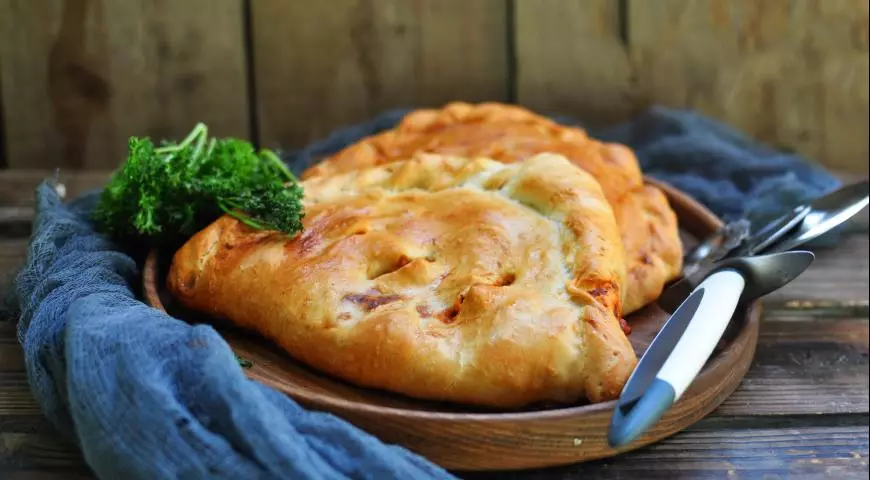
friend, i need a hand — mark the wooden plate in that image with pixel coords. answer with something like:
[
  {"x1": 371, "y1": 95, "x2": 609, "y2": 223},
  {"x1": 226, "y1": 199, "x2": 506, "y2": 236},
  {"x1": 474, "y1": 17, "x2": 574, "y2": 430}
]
[{"x1": 142, "y1": 179, "x2": 760, "y2": 471}]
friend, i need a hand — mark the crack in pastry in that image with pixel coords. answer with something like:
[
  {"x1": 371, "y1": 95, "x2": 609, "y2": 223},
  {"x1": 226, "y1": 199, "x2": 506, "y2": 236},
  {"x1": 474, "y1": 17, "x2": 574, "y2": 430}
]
[
  {"x1": 302, "y1": 102, "x2": 683, "y2": 314},
  {"x1": 168, "y1": 153, "x2": 637, "y2": 408}
]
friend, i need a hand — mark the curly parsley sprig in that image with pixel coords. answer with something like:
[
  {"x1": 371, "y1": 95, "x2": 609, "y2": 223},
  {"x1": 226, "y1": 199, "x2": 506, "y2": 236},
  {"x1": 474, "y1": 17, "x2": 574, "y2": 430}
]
[{"x1": 93, "y1": 123, "x2": 304, "y2": 246}]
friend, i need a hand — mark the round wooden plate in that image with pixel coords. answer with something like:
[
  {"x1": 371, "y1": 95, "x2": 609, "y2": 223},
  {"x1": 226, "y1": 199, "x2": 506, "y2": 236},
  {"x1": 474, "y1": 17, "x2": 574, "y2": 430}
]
[{"x1": 142, "y1": 179, "x2": 761, "y2": 471}]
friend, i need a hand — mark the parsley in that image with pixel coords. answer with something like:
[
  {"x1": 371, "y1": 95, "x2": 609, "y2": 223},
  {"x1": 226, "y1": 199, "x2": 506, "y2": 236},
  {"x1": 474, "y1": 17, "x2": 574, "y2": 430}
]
[
  {"x1": 93, "y1": 123, "x2": 304, "y2": 246},
  {"x1": 236, "y1": 355, "x2": 253, "y2": 369}
]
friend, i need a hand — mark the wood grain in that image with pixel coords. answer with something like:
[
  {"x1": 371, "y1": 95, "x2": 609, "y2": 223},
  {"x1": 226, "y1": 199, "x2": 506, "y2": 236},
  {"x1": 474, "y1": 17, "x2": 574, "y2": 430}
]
[
  {"x1": 0, "y1": 240, "x2": 28, "y2": 289},
  {"x1": 0, "y1": 322, "x2": 25, "y2": 373},
  {"x1": 0, "y1": 372, "x2": 40, "y2": 416},
  {"x1": 250, "y1": 0, "x2": 509, "y2": 150},
  {"x1": 1, "y1": 471, "x2": 94, "y2": 480},
  {"x1": 0, "y1": 431, "x2": 88, "y2": 470},
  {"x1": 0, "y1": 423, "x2": 865, "y2": 479},
  {"x1": 514, "y1": 0, "x2": 636, "y2": 125},
  {"x1": 627, "y1": 0, "x2": 870, "y2": 174},
  {"x1": 0, "y1": 170, "x2": 109, "y2": 239},
  {"x1": 468, "y1": 424, "x2": 869, "y2": 479},
  {"x1": 1, "y1": 51, "x2": 6, "y2": 170},
  {"x1": 718, "y1": 315, "x2": 869, "y2": 416},
  {"x1": 0, "y1": 0, "x2": 250, "y2": 170},
  {"x1": 769, "y1": 234, "x2": 870, "y2": 304},
  {"x1": 0, "y1": 171, "x2": 110, "y2": 207}
]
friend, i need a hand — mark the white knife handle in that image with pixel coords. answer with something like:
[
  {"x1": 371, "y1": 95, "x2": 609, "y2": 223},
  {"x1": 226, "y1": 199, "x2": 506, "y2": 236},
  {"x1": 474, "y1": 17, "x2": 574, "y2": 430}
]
[{"x1": 656, "y1": 269, "x2": 746, "y2": 400}]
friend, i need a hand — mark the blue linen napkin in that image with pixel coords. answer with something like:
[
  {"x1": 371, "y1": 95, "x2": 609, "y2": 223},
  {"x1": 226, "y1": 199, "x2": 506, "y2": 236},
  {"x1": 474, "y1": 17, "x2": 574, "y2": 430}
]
[
  {"x1": 3, "y1": 107, "x2": 842, "y2": 479},
  {"x1": 286, "y1": 106, "x2": 842, "y2": 230}
]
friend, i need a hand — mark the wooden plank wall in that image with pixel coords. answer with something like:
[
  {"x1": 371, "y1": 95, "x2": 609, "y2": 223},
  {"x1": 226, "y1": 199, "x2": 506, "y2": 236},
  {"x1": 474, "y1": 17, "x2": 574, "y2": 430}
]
[
  {"x1": 1, "y1": 0, "x2": 867, "y2": 174},
  {"x1": 0, "y1": 0, "x2": 250, "y2": 170},
  {"x1": 250, "y1": 0, "x2": 510, "y2": 150}
]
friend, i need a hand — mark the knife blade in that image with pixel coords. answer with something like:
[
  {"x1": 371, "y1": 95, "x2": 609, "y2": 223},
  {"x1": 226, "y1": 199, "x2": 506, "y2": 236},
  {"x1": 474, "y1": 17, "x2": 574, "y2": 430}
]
[
  {"x1": 609, "y1": 250, "x2": 815, "y2": 448},
  {"x1": 661, "y1": 179, "x2": 869, "y2": 313}
]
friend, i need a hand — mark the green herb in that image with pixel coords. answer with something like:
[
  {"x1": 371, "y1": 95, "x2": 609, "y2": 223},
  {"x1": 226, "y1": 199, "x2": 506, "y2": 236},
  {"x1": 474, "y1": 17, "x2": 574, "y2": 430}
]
[
  {"x1": 236, "y1": 355, "x2": 253, "y2": 369},
  {"x1": 93, "y1": 123, "x2": 304, "y2": 246}
]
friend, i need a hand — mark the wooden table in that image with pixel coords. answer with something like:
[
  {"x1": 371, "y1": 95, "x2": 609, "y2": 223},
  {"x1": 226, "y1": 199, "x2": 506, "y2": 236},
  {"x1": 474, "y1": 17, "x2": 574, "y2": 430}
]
[{"x1": 1, "y1": 171, "x2": 868, "y2": 479}]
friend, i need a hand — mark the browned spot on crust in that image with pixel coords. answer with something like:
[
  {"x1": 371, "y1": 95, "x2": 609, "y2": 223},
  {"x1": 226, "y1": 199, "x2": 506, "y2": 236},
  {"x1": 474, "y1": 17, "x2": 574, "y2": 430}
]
[
  {"x1": 285, "y1": 210, "x2": 342, "y2": 256},
  {"x1": 337, "y1": 312, "x2": 352, "y2": 321},
  {"x1": 483, "y1": 175, "x2": 509, "y2": 190},
  {"x1": 589, "y1": 286, "x2": 610, "y2": 297},
  {"x1": 369, "y1": 254, "x2": 414, "y2": 280},
  {"x1": 436, "y1": 295, "x2": 464, "y2": 323},
  {"x1": 629, "y1": 266, "x2": 646, "y2": 281},
  {"x1": 344, "y1": 292, "x2": 403, "y2": 311},
  {"x1": 640, "y1": 253, "x2": 654, "y2": 265},
  {"x1": 295, "y1": 231, "x2": 320, "y2": 256},
  {"x1": 492, "y1": 272, "x2": 516, "y2": 287},
  {"x1": 182, "y1": 271, "x2": 197, "y2": 290},
  {"x1": 396, "y1": 255, "x2": 412, "y2": 269},
  {"x1": 416, "y1": 304, "x2": 432, "y2": 318},
  {"x1": 436, "y1": 305, "x2": 460, "y2": 323},
  {"x1": 619, "y1": 318, "x2": 631, "y2": 336}
]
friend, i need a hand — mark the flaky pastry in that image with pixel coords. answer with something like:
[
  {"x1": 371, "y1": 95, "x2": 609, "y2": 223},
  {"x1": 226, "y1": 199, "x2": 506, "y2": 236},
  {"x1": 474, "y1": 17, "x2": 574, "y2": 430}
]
[
  {"x1": 302, "y1": 102, "x2": 683, "y2": 313},
  {"x1": 168, "y1": 153, "x2": 637, "y2": 408}
]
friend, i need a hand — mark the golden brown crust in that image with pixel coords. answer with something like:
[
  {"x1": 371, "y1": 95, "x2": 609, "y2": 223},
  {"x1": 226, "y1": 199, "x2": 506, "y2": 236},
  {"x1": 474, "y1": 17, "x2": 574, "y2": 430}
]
[
  {"x1": 303, "y1": 102, "x2": 683, "y2": 313},
  {"x1": 168, "y1": 153, "x2": 637, "y2": 408},
  {"x1": 614, "y1": 185, "x2": 683, "y2": 313}
]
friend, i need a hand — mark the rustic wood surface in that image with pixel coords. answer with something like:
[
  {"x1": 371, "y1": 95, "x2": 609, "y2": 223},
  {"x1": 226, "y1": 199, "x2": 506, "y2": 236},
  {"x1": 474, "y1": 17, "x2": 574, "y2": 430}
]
[
  {"x1": 627, "y1": 0, "x2": 869, "y2": 175},
  {"x1": 0, "y1": 0, "x2": 250, "y2": 170},
  {"x1": 2, "y1": 0, "x2": 867, "y2": 174},
  {"x1": 250, "y1": 0, "x2": 509, "y2": 150},
  {"x1": 0, "y1": 172, "x2": 868, "y2": 478},
  {"x1": 514, "y1": 0, "x2": 637, "y2": 125}
]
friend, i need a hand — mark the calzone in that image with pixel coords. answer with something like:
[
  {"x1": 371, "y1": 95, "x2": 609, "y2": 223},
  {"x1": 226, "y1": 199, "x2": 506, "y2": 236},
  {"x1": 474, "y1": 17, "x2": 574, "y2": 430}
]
[
  {"x1": 303, "y1": 102, "x2": 683, "y2": 313},
  {"x1": 168, "y1": 153, "x2": 637, "y2": 408}
]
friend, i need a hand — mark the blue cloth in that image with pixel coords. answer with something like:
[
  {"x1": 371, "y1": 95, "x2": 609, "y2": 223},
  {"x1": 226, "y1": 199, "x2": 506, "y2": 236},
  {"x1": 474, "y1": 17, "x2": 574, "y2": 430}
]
[
  {"x1": 4, "y1": 107, "x2": 842, "y2": 479},
  {"x1": 286, "y1": 106, "x2": 842, "y2": 230},
  {"x1": 583, "y1": 107, "x2": 842, "y2": 228}
]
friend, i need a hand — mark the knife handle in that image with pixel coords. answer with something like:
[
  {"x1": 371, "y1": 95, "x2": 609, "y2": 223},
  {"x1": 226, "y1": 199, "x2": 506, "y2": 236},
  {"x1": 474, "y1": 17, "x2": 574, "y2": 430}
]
[{"x1": 656, "y1": 269, "x2": 746, "y2": 400}]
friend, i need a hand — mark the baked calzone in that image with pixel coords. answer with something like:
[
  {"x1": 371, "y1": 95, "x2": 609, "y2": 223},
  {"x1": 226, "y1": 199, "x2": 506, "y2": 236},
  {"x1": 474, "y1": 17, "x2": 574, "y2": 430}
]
[
  {"x1": 302, "y1": 102, "x2": 683, "y2": 313},
  {"x1": 168, "y1": 153, "x2": 637, "y2": 408}
]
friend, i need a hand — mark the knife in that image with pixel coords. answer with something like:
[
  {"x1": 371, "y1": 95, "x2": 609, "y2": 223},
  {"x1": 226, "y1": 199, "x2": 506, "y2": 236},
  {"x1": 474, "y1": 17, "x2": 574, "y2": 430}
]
[
  {"x1": 660, "y1": 179, "x2": 870, "y2": 313},
  {"x1": 608, "y1": 250, "x2": 813, "y2": 447},
  {"x1": 608, "y1": 179, "x2": 869, "y2": 448}
]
